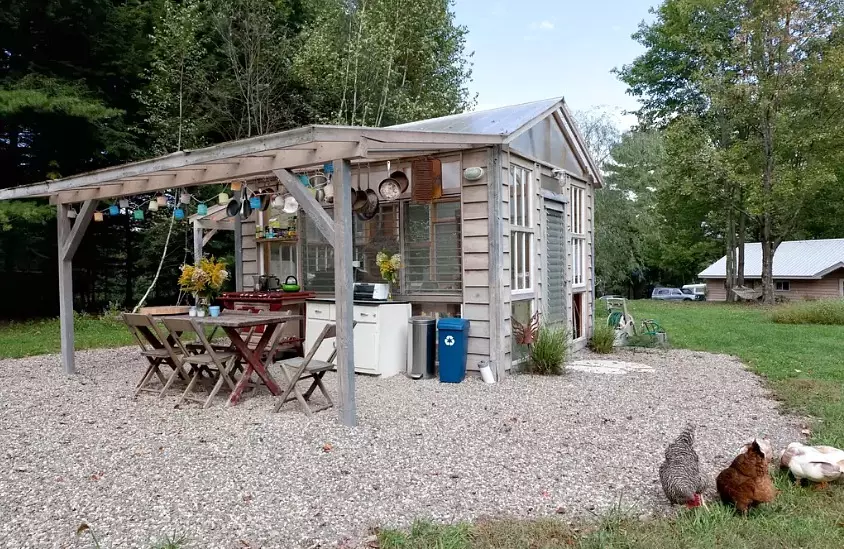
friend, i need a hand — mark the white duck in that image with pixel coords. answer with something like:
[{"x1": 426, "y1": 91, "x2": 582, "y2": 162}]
[{"x1": 780, "y1": 442, "x2": 844, "y2": 489}]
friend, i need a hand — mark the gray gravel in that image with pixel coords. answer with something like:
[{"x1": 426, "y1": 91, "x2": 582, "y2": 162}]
[{"x1": 0, "y1": 346, "x2": 803, "y2": 548}]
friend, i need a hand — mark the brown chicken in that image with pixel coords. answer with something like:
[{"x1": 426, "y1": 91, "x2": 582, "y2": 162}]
[{"x1": 716, "y1": 439, "x2": 778, "y2": 514}]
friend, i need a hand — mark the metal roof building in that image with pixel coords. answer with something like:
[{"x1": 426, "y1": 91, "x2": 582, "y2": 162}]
[{"x1": 699, "y1": 239, "x2": 844, "y2": 279}]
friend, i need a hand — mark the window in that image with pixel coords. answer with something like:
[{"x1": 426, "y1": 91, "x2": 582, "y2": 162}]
[
  {"x1": 402, "y1": 201, "x2": 462, "y2": 294},
  {"x1": 301, "y1": 205, "x2": 399, "y2": 292},
  {"x1": 569, "y1": 184, "x2": 586, "y2": 287},
  {"x1": 510, "y1": 165, "x2": 534, "y2": 292},
  {"x1": 775, "y1": 280, "x2": 791, "y2": 291},
  {"x1": 441, "y1": 160, "x2": 461, "y2": 194},
  {"x1": 511, "y1": 299, "x2": 534, "y2": 364}
]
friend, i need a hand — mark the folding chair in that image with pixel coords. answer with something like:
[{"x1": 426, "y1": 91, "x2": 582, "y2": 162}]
[
  {"x1": 122, "y1": 313, "x2": 186, "y2": 398},
  {"x1": 272, "y1": 321, "x2": 356, "y2": 416},
  {"x1": 162, "y1": 317, "x2": 239, "y2": 409}
]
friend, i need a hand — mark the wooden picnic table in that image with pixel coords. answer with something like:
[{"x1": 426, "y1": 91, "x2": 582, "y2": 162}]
[{"x1": 156, "y1": 312, "x2": 303, "y2": 406}]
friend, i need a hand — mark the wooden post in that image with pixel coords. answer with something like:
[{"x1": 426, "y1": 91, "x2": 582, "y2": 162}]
[
  {"x1": 487, "y1": 146, "x2": 506, "y2": 381},
  {"x1": 193, "y1": 225, "x2": 203, "y2": 263},
  {"x1": 57, "y1": 200, "x2": 96, "y2": 375},
  {"x1": 333, "y1": 158, "x2": 356, "y2": 427},
  {"x1": 234, "y1": 213, "x2": 243, "y2": 291}
]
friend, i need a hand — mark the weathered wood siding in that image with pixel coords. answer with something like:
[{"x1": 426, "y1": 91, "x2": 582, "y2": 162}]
[
  {"x1": 499, "y1": 152, "x2": 512, "y2": 373},
  {"x1": 461, "y1": 148, "x2": 494, "y2": 372},
  {"x1": 705, "y1": 270, "x2": 844, "y2": 301}
]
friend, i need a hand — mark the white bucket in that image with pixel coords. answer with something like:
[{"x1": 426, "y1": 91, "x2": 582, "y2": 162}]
[{"x1": 479, "y1": 361, "x2": 495, "y2": 384}]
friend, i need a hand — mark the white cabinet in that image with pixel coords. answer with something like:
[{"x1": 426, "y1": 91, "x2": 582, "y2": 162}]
[{"x1": 304, "y1": 300, "x2": 411, "y2": 377}]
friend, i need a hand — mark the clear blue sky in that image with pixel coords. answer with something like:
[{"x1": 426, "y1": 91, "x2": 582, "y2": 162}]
[{"x1": 452, "y1": 0, "x2": 657, "y2": 129}]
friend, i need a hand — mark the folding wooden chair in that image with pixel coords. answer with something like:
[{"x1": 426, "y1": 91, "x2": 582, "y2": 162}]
[
  {"x1": 162, "y1": 317, "x2": 239, "y2": 409},
  {"x1": 122, "y1": 313, "x2": 186, "y2": 398},
  {"x1": 272, "y1": 321, "x2": 356, "y2": 416}
]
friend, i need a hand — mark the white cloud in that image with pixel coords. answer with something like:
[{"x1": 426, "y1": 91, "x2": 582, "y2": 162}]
[{"x1": 529, "y1": 20, "x2": 555, "y2": 31}]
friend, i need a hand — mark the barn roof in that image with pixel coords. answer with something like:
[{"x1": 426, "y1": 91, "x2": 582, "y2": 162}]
[{"x1": 699, "y1": 238, "x2": 844, "y2": 279}]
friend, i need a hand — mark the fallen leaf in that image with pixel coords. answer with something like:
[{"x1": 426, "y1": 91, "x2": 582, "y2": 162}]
[
  {"x1": 322, "y1": 443, "x2": 333, "y2": 453},
  {"x1": 76, "y1": 523, "x2": 90, "y2": 536}
]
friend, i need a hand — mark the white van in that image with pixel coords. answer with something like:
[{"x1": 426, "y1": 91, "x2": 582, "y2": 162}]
[{"x1": 681, "y1": 283, "x2": 707, "y2": 301}]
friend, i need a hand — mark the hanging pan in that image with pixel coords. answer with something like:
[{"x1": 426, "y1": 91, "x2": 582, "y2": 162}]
[
  {"x1": 259, "y1": 188, "x2": 274, "y2": 211},
  {"x1": 226, "y1": 196, "x2": 241, "y2": 217},
  {"x1": 378, "y1": 170, "x2": 409, "y2": 201},
  {"x1": 356, "y1": 188, "x2": 380, "y2": 221}
]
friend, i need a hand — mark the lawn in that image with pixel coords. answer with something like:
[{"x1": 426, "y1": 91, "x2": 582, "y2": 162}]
[
  {"x1": 380, "y1": 300, "x2": 844, "y2": 549},
  {"x1": 0, "y1": 313, "x2": 134, "y2": 360}
]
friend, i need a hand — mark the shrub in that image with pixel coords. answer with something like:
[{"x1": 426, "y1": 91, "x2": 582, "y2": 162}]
[
  {"x1": 589, "y1": 322, "x2": 616, "y2": 354},
  {"x1": 527, "y1": 325, "x2": 568, "y2": 375},
  {"x1": 771, "y1": 299, "x2": 844, "y2": 325}
]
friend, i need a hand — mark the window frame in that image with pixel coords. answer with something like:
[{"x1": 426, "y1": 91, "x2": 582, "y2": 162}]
[
  {"x1": 569, "y1": 183, "x2": 587, "y2": 288},
  {"x1": 775, "y1": 280, "x2": 791, "y2": 292},
  {"x1": 401, "y1": 199, "x2": 462, "y2": 296},
  {"x1": 510, "y1": 163, "x2": 535, "y2": 296}
]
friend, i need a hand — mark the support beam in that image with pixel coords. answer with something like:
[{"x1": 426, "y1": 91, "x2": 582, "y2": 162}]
[
  {"x1": 202, "y1": 228, "x2": 218, "y2": 247},
  {"x1": 273, "y1": 168, "x2": 335, "y2": 243},
  {"x1": 193, "y1": 226, "x2": 204, "y2": 262},
  {"x1": 52, "y1": 142, "x2": 367, "y2": 205},
  {"x1": 61, "y1": 200, "x2": 97, "y2": 261},
  {"x1": 57, "y1": 202, "x2": 93, "y2": 375},
  {"x1": 487, "y1": 146, "x2": 506, "y2": 381},
  {"x1": 333, "y1": 158, "x2": 356, "y2": 427},
  {"x1": 234, "y1": 214, "x2": 243, "y2": 291}
]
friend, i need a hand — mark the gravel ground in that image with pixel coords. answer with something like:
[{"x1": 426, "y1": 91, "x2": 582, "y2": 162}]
[{"x1": 0, "y1": 346, "x2": 803, "y2": 548}]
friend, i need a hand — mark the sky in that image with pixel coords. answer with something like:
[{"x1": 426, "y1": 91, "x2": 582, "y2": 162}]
[{"x1": 452, "y1": 0, "x2": 658, "y2": 130}]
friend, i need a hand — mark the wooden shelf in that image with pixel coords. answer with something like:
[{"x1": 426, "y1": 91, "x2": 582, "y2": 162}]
[{"x1": 256, "y1": 237, "x2": 298, "y2": 244}]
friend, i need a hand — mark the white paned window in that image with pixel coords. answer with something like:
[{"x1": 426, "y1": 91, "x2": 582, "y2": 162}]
[
  {"x1": 570, "y1": 184, "x2": 586, "y2": 287},
  {"x1": 510, "y1": 165, "x2": 534, "y2": 293}
]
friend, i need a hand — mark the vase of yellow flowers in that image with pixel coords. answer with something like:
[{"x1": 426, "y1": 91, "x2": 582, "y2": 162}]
[
  {"x1": 376, "y1": 251, "x2": 402, "y2": 301},
  {"x1": 178, "y1": 256, "x2": 229, "y2": 316}
]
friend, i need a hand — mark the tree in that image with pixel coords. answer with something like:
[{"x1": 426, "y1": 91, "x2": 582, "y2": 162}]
[
  {"x1": 619, "y1": 0, "x2": 844, "y2": 303},
  {"x1": 292, "y1": 0, "x2": 475, "y2": 126}
]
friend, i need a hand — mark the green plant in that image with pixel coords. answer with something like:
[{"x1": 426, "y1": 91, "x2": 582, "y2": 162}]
[
  {"x1": 771, "y1": 299, "x2": 844, "y2": 326},
  {"x1": 589, "y1": 323, "x2": 616, "y2": 354},
  {"x1": 527, "y1": 325, "x2": 568, "y2": 375},
  {"x1": 149, "y1": 533, "x2": 189, "y2": 549}
]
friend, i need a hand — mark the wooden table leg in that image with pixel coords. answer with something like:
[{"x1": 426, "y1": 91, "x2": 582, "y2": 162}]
[{"x1": 225, "y1": 324, "x2": 283, "y2": 405}]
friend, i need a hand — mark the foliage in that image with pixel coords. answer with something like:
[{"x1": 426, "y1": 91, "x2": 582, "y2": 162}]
[
  {"x1": 589, "y1": 323, "x2": 616, "y2": 354},
  {"x1": 292, "y1": 0, "x2": 475, "y2": 126},
  {"x1": 526, "y1": 326, "x2": 568, "y2": 375},
  {"x1": 376, "y1": 251, "x2": 402, "y2": 284},
  {"x1": 178, "y1": 256, "x2": 229, "y2": 299},
  {"x1": 771, "y1": 299, "x2": 844, "y2": 326}
]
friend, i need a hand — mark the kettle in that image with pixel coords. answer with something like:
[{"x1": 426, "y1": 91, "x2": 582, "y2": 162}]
[{"x1": 253, "y1": 275, "x2": 281, "y2": 291}]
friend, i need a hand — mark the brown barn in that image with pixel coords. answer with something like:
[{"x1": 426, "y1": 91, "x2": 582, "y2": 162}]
[{"x1": 699, "y1": 239, "x2": 844, "y2": 301}]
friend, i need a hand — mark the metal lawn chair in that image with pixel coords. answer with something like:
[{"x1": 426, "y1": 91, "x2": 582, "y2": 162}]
[
  {"x1": 272, "y1": 321, "x2": 356, "y2": 416},
  {"x1": 162, "y1": 316, "x2": 239, "y2": 409},
  {"x1": 122, "y1": 313, "x2": 186, "y2": 398}
]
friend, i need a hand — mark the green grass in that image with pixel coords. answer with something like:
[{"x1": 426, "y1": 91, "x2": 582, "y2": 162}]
[
  {"x1": 379, "y1": 300, "x2": 844, "y2": 548},
  {"x1": 0, "y1": 314, "x2": 134, "y2": 359},
  {"x1": 770, "y1": 298, "x2": 844, "y2": 325}
]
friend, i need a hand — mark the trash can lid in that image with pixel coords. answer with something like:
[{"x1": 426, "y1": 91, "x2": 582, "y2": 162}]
[
  {"x1": 437, "y1": 317, "x2": 470, "y2": 330},
  {"x1": 409, "y1": 316, "x2": 436, "y2": 325}
]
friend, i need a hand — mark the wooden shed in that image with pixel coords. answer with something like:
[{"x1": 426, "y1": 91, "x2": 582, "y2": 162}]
[{"x1": 0, "y1": 97, "x2": 602, "y2": 424}]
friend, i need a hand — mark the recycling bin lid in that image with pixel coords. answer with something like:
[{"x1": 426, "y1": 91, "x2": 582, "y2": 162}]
[
  {"x1": 409, "y1": 316, "x2": 436, "y2": 325},
  {"x1": 437, "y1": 317, "x2": 470, "y2": 330}
]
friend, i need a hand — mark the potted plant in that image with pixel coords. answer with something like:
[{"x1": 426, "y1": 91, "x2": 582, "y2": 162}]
[
  {"x1": 376, "y1": 251, "x2": 402, "y2": 301},
  {"x1": 178, "y1": 256, "x2": 229, "y2": 316}
]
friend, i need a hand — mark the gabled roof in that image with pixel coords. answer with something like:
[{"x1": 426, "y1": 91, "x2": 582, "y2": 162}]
[
  {"x1": 699, "y1": 238, "x2": 844, "y2": 279},
  {"x1": 389, "y1": 97, "x2": 562, "y2": 135}
]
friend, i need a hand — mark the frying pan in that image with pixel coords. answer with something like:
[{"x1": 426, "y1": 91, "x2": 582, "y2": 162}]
[
  {"x1": 226, "y1": 197, "x2": 241, "y2": 217},
  {"x1": 353, "y1": 188, "x2": 368, "y2": 211},
  {"x1": 356, "y1": 189, "x2": 380, "y2": 220}
]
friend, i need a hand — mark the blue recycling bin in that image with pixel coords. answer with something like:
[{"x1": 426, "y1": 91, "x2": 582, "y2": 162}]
[{"x1": 437, "y1": 318, "x2": 470, "y2": 383}]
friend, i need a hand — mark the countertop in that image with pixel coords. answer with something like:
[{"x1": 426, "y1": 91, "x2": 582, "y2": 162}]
[{"x1": 306, "y1": 298, "x2": 411, "y2": 305}]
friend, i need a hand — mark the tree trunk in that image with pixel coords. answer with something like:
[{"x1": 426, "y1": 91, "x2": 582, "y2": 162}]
[
  {"x1": 760, "y1": 105, "x2": 776, "y2": 304},
  {"x1": 724, "y1": 190, "x2": 736, "y2": 302},
  {"x1": 761, "y1": 230, "x2": 774, "y2": 304},
  {"x1": 737, "y1": 188, "x2": 746, "y2": 288}
]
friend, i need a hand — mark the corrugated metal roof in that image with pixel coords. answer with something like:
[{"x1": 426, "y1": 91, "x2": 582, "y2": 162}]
[
  {"x1": 388, "y1": 97, "x2": 562, "y2": 135},
  {"x1": 699, "y1": 238, "x2": 844, "y2": 279}
]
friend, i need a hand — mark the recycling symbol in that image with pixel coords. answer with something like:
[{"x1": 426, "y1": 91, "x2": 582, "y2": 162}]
[{"x1": 444, "y1": 335, "x2": 455, "y2": 346}]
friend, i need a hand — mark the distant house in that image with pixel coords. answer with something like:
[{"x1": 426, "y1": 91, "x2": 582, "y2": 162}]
[{"x1": 699, "y1": 238, "x2": 844, "y2": 301}]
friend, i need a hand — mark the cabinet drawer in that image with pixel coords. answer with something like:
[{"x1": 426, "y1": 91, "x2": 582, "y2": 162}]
[
  {"x1": 308, "y1": 303, "x2": 332, "y2": 320},
  {"x1": 353, "y1": 307, "x2": 379, "y2": 324}
]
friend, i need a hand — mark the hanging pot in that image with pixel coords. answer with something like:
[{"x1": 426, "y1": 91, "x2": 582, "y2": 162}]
[
  {"x1": 315, "y1": 188, "x2": 325, "y2": 203},
  {"x1": 378, "y1": 177, "x2": 402, "y2": 201},
  {"x1": 197, "y1": 203, "x2": 209, "y2": 216},
  {"x1": 323, "y1": 179, "x2": 335, "y2": 202},
  {"x1": 272, "y1": 195, "x2": 285, "y2": 208},
  {"x1": 282, "y1": 196, "x2": 299, "y2": 214},
  {"x1": 240, "y1": 197, "x2": 253, "y2": 220},
  {"x1": 218, "y1": 192, "x2": 230, "y2": 205},
  {"x1": 353, "y1": 188, "x2": 368, "y2": 211},
  {"x1": 390, "y1": 170, "x2": 409, "y2": 193},
  {"x1": 260, "y1": 189, "x2": 273, "y2": 211},
  {"x1": 357, "y1": 189, "x2": 380, "y2": 220},
  {"x1": 226, "y1": 197, "x2": 241, "y2": 217}
]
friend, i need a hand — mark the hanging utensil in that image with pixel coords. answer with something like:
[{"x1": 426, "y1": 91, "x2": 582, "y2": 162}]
[{"x1": 282, "y1": 195, "x2": 299, "y2": 214}]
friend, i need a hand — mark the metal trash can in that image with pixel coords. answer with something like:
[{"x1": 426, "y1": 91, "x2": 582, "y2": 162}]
[
  {"x1": 437, "y1": 318, "x2": 470, "y2": 383},
  {"x1": 407, "y1": 316, "x2": 436, "y2": 379}
]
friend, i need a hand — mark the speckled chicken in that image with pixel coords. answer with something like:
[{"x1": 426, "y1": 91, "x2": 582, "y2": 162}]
[{"x1": 659, "y1": 424, "x2": 707, "y2": 508}]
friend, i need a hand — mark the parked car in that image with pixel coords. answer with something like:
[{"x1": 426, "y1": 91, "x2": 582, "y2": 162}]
[
  {"x1": 651, "y1": 287, "x2": 695, "y2": 301},
  {"x1": 681, "y1": 283, "x2": 707, "y2": 301}
]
